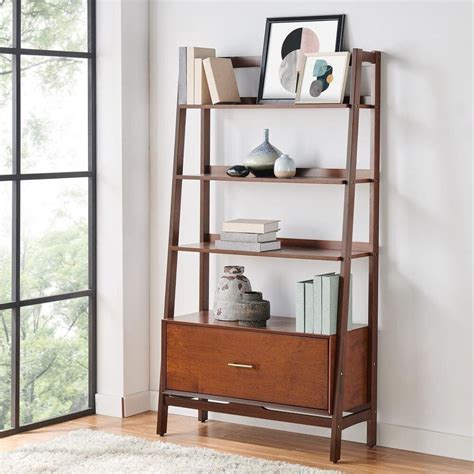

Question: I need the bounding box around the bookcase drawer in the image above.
[165,321,368,412]
[166,323,331,410]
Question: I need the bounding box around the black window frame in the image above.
[0,0,96,436]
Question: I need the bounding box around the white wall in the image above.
[149,0,473,460]
[96,0,150,417]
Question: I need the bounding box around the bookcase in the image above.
[157,48,381,463]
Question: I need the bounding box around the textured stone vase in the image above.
[243,129,282,177]
[235,291,270,327]
[214,266,252,321]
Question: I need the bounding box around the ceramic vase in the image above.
[214,266,252,321]
[274,153,296,178]
[243,129,282,177]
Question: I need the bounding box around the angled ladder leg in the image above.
[367,51,381,447]
[157,103,187,435]
[330,49,363,463]
[198,109,211,423]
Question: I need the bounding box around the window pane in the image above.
[21,0,87,52]
[0,54,13,174]
[21,56,88,173]
[0,182,12,303]
[21,178,88,300]
[0,0,13,47]
[0,310,12,431]
[20,298,89,425]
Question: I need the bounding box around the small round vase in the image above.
[214,266,252,321]
[235,291,270,328]
[243,129,282,177]
[274,153,296,178]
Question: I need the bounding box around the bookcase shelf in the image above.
[178,166,374,185]
[157,48,381,464]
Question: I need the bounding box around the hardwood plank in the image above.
[1,413,472,474]
[179,102,374,110]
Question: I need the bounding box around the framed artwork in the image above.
[257,15,345,103]
[296,52,350,104]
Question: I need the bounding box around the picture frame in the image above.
[257,15,345,103]
[295,52,350,104]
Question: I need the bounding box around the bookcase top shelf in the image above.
[179,101,375,110]
[178,167,373,185]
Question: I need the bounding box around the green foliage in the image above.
[0,0,89,431]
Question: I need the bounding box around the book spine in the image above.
[322,274,339,335]
[221,223,279,233]
[178,47,187,105]
[186,47,195,104]
[214,240,280,252]
[304,281,314,333]
[295,282,305,333]
[313,275,322,334]
[220,231,277,243]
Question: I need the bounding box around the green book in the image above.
[313,272,335,335]
[322,274,340,335]
[295,280,306,332]
[303,280,314,333]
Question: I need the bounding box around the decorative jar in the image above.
[243,129,282,177]
[274,153,296,178]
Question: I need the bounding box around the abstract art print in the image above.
[296,52,350,104]
[257,15,345,103]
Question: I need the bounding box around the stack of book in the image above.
[178,46,240,105]
[216,219,281,252]
[296,273,363,335]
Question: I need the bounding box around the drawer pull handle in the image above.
[227,363,255,369]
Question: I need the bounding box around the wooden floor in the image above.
[0,412,472,473]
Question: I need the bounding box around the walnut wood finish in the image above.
[330,48,364,463]
[158,49,382,463]
[165,320,368,412]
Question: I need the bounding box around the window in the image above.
[0,0,95,435]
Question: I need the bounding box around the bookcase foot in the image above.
[329,425,342,463]
[156,394,169,436]
[367,418,377,447]
[198,399,208,422]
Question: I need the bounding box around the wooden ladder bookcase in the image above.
[157,48,381,463]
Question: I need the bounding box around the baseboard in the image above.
[95,393,123,417]
[123,391,151,417]
[149,390,473,461]
[96,391,151,418]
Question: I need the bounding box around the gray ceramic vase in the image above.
[214,266,252,321]
[243,129,282,177]
[235,291,270,327]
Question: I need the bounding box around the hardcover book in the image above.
[203,57,240,104]
[220,231,278,243]
[296,281,305,332]
[194,58,212,105]
[186,47,216,104]
[304,280,314,334]
[314,272,335,335]
[222,219,280,234]
[215,240,281,252]
[322,274,340,335]
[178,47,187,104]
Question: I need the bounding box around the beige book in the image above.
[203,57,240,104]
[186,47,215,104]
[194,58,211,105]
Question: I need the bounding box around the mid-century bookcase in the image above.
[157,48,381,463]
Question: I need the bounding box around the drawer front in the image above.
[166,323,329,410]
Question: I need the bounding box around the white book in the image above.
[186,47,216,104]
[220,231,278,243]
[313,272,335,335]
[215,240,281,252]
[194,58,212,105]
[295,281,305,332]
[222,219,280,234]
[322,274,340,335]
[304,280,314,333]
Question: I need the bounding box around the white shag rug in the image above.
[0,429,342,474]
